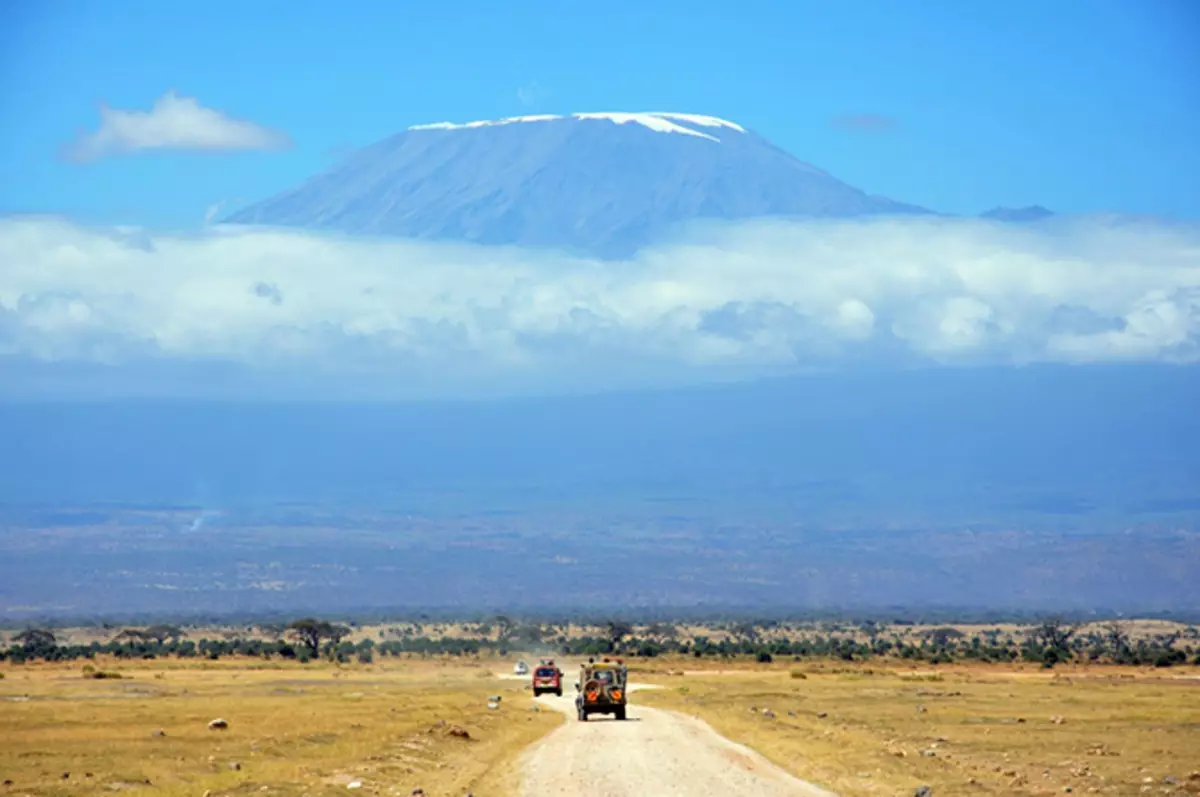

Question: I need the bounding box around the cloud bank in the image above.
[0,214,1197,398]
[61,91,292,162]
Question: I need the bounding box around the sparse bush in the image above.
[4,615,1197,669]
[790,669,807,679]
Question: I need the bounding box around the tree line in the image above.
[2,617,1196,669]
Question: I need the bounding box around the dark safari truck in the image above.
[531,658,563,696]
[574,657,628,721]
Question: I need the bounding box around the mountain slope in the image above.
[980,205,1055,222]
[223,112,933,257]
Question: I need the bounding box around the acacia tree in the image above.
[288,619,340,658]
[14,628,57,650]
[1029,617,1077,666]
[327,623,352,647]
[1104,620,1132,663]
[144,624,184,644]
[492,615,515,641]
[605,620,633,650]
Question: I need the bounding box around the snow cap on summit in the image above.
[408,112,746,142]
[225,109,931,256]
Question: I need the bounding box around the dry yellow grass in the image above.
[633,659,1200,796]
[0,658,558,797]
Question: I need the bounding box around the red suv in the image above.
[531,659,563,697]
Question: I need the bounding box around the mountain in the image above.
[980,205,1055,222]
[223,112,934,258]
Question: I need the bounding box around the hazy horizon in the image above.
[3,1,1198,620]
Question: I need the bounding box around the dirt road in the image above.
[517,687,837,796]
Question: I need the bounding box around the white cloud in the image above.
[0,214,1198,398]
[61,91,292,162]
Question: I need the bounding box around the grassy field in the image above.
[633,658,1200,796]
[0,658,558,797]
[3,653,1198,797]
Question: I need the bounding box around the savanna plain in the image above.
[3,619,1199,797]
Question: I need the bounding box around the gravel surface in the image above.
[518,689,838,796]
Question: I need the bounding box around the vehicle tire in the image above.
[578,708,587,722]
[555,688,562,697]
[615,706,626,721]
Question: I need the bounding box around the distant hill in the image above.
[223,112,934,257]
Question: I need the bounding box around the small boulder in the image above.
[208,718,229,731]
[915,786,933,797]
[447,725,470,739]
[151,729,166,738]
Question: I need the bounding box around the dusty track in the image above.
[517,687,836,796]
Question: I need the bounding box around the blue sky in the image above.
[1,0,1199,401]
[1,0,1197,227]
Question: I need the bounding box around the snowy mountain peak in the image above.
[225,111,933,257]
[408,112,746,142]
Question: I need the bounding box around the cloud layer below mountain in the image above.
[1,213,1197,398]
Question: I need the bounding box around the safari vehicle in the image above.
[513,659,529,676]
[574,658,628,721]
[532,658,563,696]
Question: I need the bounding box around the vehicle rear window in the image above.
[535,667,556,677]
